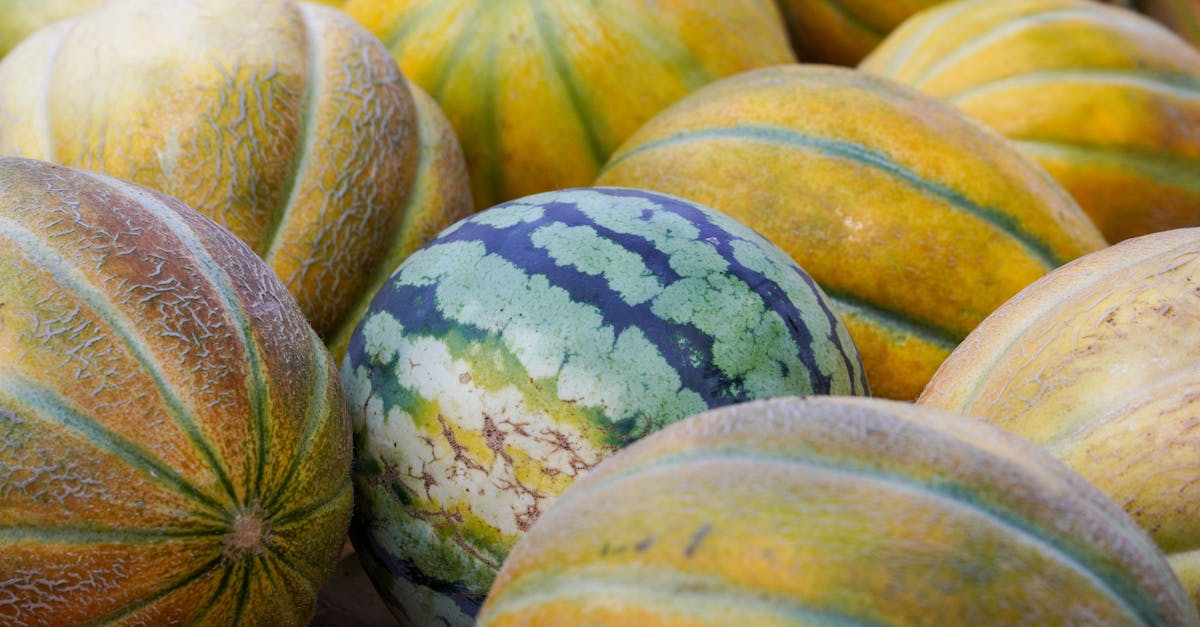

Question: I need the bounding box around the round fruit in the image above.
[860,0,1200,244]
[0,157,352,625]
[338,0,796,209]
[919,227,1200,609]
[479,396,1198,626]
[595,64,1106,401]
[342,186,869,626]
[775,0,948,66]
[0,0,473,351]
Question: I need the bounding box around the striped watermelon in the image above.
[341,187,868,626]
[0,157,352,624]
[860,0,1200,244]
[338,0,796,209]
[479,396,1199,626]
[595,64,1107,400]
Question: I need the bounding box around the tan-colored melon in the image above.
[0,0,473,354]
[920,227,1200,609]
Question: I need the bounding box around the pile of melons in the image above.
[2,1,1200,625]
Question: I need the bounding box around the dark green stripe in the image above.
[549,451,1162,626]
[0,524,222,544]
[261,333,334,513]
[825,290,963,350]
[818,0,887,38]
[908,6,1159,88]
[1016,138,1200,191]
[944,67,1200,103]
[260,3,320,257]
[96,174,274,507]
[229,557,254,626]
[487,568,885,626]
[381,1,447,52]
[271,474,351,529]
[528,0,608,171]
[603,124,1067,268]
[0,212,240,507]
[189,558,239,625]
[79,556,223,626]
[263,540,321,602]
[1,375,228,520]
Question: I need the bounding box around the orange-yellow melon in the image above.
[479,396,1198,626]
[338,0,796,209]
[861,0,1200,244]
[0,156,352,625]
[596,64,1106,400]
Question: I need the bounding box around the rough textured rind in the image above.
[342,187,867,626]
[919,227,1200,611]
[0,157,353,625]
[478,396,1199,627]
[339,0,796,209]
[775,0,948,66]
[0,0,473,342]
[861,0,1200,244]
[596,64,1106,401]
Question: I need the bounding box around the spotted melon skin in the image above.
[0,157,352,625]
[919,227,1200,610]
[341,186,868,626]
[479,396,1199,626]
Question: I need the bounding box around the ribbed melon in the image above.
[338,0,796,209]
[595,64,1106,401]
[0,0,473,355]
[775,0,949,66]
[342,186,868,626]
[919,227,1200,610]
[860,0,1200,244]
[478,396,1198,626]
[0,157,352,625]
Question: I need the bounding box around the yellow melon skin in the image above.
[0,157,353,625]
[919,227,1200,610]
[0,0,473,351]
[0,0,106,58]
[338,0,796,210]
[596,64,1106,401]
[775,0,949,66]
[860,0,1200,245]
[478,396,1198,626]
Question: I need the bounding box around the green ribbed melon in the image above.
[595,64,1107,400]
[341,186,868,626]
[479,396,1199,626]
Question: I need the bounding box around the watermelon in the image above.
[341,186,868,625]
[0,157,352,625]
